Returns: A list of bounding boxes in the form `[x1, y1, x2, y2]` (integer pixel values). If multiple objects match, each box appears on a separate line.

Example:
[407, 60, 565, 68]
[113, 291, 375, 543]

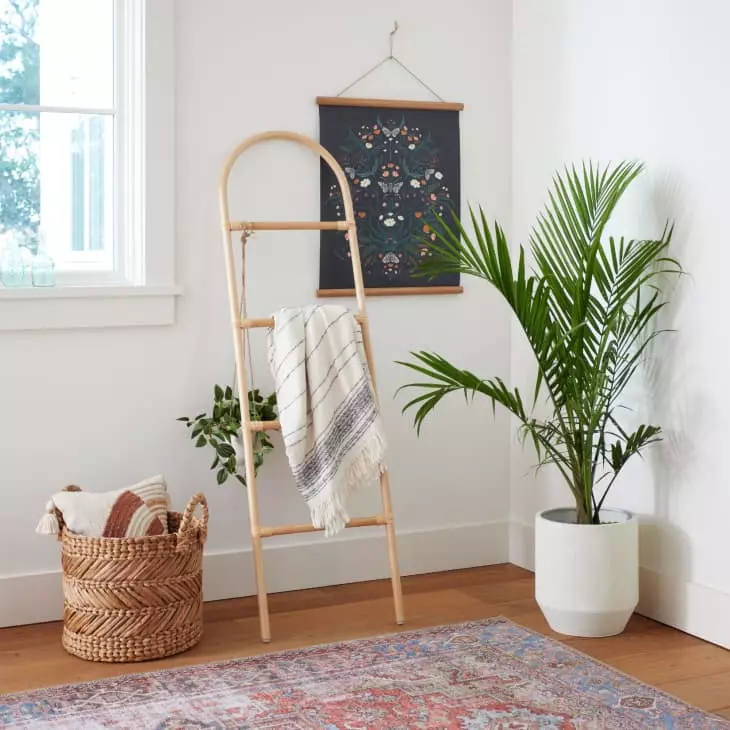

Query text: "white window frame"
[0, 0, 180, 330]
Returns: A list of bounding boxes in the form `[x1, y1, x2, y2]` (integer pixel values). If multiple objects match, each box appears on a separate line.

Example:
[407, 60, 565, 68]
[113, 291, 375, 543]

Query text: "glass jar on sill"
[31, 248, 55, 287]
[0, 236, 28, 288]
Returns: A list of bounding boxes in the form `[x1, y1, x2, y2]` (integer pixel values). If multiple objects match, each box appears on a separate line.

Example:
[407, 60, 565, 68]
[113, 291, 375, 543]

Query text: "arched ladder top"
[218, 130, 352, 215]
[218, 129, 366, 312]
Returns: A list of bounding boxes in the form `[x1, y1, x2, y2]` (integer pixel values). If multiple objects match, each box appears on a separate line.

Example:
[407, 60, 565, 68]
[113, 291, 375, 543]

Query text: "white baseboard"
[637, 567, 730, 649]
[509, 520, 535, 570]
[508, 520, 730, 650]
[0, 521, 508, 629]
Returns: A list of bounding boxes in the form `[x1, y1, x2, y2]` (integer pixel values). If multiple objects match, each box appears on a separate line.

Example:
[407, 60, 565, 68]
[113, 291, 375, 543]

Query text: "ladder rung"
[240, 313, 365, 329]
[240, 317, 278, 329]
[229, 220, 349, 232]
[259, 516, 388, 538]
[250, 420, 280, 431]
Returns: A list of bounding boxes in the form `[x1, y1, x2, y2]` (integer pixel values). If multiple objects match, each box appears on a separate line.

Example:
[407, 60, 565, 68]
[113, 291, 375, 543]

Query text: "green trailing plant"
[178, 386, 277, 486]
[397, 161, 682, 525]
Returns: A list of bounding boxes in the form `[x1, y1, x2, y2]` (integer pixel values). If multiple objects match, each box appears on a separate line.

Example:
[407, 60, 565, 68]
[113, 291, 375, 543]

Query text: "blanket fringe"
[308, 428, 387, 537]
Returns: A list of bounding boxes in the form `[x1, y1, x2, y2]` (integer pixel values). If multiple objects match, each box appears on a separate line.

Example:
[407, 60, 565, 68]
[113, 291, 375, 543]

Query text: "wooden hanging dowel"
[219, 130, 405, 644]
[316, 96, 464, 112]
[318, 286, 463, 298]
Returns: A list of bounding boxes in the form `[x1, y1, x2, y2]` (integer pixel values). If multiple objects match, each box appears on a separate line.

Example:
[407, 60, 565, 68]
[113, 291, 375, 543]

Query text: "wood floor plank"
[608, 644, 730, 685]
[461, 575, 542, 605]
[0, 563, 725, 717]
[559, 623, 703, 662]
[658, 670, 730, 712]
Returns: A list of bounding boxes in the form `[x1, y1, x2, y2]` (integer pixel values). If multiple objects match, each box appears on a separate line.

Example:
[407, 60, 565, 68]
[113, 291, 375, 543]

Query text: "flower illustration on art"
[325, 114, 454, 283]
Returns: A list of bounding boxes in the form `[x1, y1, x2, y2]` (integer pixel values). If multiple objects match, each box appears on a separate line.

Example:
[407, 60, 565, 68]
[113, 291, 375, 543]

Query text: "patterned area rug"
[1, 617, 727, 729]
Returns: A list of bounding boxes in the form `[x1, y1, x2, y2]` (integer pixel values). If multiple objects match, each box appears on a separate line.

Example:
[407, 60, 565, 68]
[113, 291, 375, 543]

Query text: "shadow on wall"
[640, 170, 697, 612]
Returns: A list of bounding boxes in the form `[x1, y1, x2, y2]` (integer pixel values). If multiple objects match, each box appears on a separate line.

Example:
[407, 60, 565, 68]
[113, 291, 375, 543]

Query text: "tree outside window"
[0, 0, 113, 271]
[0, 0, 40, 253]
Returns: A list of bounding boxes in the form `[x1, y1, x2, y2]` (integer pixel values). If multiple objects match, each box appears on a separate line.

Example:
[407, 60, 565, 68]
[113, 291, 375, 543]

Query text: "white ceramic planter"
[534, 507, 639, 638]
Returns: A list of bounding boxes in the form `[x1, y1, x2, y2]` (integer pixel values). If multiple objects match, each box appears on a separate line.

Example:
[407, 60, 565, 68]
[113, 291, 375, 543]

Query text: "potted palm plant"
[397, 161, 681, 637]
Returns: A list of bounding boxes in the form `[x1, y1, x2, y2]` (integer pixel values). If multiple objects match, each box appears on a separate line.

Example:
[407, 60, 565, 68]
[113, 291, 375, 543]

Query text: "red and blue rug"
[1, 617, 727, 728]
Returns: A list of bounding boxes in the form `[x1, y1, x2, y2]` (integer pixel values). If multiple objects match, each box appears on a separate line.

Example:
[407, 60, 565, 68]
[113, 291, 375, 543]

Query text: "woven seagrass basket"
[56, 490, 208, 663]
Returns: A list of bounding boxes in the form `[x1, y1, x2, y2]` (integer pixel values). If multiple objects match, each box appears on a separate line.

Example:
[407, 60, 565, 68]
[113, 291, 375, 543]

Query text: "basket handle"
[178, 492, 209, 549]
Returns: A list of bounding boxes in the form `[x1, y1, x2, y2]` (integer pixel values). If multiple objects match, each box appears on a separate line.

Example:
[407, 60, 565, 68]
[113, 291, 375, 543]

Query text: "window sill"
[0, 284, 183, 331]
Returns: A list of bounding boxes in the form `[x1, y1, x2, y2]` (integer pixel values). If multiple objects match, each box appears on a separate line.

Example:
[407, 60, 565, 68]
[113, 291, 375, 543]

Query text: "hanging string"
[334, 21, 446, 102]
[232, 230, 258, 420]
[387, 56, 446, 103]
[335, 57, 391, 99]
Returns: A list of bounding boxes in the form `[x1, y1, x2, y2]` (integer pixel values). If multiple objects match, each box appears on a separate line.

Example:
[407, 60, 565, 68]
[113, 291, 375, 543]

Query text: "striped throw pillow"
[49, 475, 171, 537]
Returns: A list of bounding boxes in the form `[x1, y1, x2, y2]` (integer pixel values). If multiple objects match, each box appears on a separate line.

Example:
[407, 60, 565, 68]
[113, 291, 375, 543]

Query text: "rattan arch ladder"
[219, 131, 405, 643]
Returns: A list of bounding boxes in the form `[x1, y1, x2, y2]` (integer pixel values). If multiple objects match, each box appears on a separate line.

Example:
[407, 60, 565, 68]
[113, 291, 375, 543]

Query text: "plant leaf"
[218, 443, 235, 458]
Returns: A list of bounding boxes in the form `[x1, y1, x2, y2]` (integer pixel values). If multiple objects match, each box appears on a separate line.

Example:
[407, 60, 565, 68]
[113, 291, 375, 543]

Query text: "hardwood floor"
[1, 564, 729, 717]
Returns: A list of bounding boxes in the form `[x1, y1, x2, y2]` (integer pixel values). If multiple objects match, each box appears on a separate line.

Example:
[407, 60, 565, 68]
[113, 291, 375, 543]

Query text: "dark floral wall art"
[317, 99, 463, 295]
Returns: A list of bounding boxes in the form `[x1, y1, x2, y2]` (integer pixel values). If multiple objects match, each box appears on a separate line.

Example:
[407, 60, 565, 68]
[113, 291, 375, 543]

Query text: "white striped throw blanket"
[266, 305, 386, 536]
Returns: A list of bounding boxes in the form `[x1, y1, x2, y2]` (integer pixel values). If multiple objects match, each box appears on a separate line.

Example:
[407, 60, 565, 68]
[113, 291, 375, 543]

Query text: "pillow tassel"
[36, 500, 60, 536]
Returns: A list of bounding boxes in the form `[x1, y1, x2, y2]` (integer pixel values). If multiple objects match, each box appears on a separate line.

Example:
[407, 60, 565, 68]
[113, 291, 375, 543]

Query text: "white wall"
[0, 0, 513, 627]
[511, 0, 730, 648]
